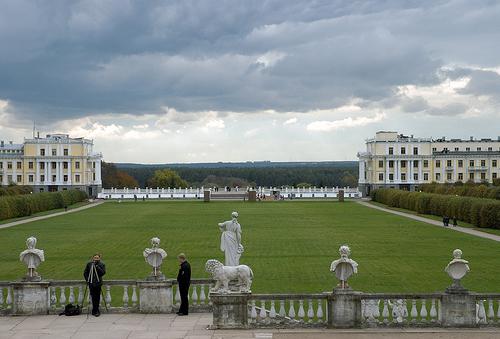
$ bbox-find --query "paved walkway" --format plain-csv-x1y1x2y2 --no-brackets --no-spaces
0,201,104,230
0,314,499,339
357,201,500,242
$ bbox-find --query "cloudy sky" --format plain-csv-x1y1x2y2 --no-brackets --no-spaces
1,0,499,163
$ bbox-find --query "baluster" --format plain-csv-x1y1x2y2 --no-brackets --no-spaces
429,299,437,323
68,286,75,304
382,299,389,324
420,299,428,323
59,287,66,306
122,285,129,308
307,299,314,322
410,300,418,323
105,286,111,308
250,300,257,322
259,300,267,320
131,285,138,308
0,287,3,307
316,300,324,323
279,300,286,317
199,284,206,305
487,299,494,324
298,300,305,322
477,300,487,324
191,285,198,305
6,287,12,309
288,300,296,319
497,300,500,323
49,287,56,310
374,300,381,323
78,286,84,305
403,299,409,323
175,286,181,305
269,300,276,319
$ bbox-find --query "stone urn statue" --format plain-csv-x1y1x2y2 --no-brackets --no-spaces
330,245,358,290
19,236,45,281
445,249,470,293
143,237,167,280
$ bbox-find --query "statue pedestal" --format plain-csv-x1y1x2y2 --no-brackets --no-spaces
138,280,173,313
441,290,476,327
328,290,361,328
210,292,250,329
12,281,50,315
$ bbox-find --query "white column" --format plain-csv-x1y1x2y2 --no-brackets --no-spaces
418,160,423,183
45,161,49,184
35,160,40,185
395,160,400,183
68,160,72,185
385,160,389,184
2,161,6,185
358,160,365,184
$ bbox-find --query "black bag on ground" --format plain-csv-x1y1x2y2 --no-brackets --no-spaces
59,303,82,316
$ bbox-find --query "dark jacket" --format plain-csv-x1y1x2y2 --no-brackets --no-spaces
83,261,106,287
177,261,191,287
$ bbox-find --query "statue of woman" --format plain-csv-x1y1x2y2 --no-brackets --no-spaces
218,211,244,266
19,236,45,280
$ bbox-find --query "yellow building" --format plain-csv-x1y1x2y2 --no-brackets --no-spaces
0,134,102,197
358,131,500,196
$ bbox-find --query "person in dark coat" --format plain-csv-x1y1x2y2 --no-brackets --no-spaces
83,253,106,316
176,253,191,316
452,217,458,227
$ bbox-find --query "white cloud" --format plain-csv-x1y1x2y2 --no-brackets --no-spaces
306,112,386,132
205,119,225,129
283,117,298,125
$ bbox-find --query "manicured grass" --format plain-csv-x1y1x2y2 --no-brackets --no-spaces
0,200,499,293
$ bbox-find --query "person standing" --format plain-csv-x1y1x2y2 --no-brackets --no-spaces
176,253,191,316
83,253,106,317
452,217,458,227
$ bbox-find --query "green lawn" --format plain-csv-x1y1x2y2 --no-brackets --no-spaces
0,200,499,293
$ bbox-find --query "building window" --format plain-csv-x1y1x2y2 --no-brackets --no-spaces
481,173,486,180
40,149,45,156
29,162,34,169
0,175,2,182
378,173,383,181
17,175,22,182
446,160,452,167
413,147,418,155
75,161,80,169
75,174,81,183
401,173,406,181
389,160,394,168
378,160,384,168
400,147,406,155
52,149,57,156
458,160,463,167
413,160,419,168
28,175,34,183
64,175,68,182
424,173,429,181
477,147,481,151
436,160,441,168
7,162,12,169
414,173,418,181
447,173,452,181
93,173,96,181
469,160,474,167
469,173,474,180
458,173,463,181
40,175,45,182
92,162,96,169
17,162,22,169
388,147,394,155
493,173,498,179
0,163,2,169
488,147,493,151
423,160,428,168
64,148,69,156
389,173,394,181
493,160,498,167
481,160,486,167
52,175,56,182
40,162,45,170
63,162,68,169
401,160,407,168
454,147,459,151
7,175,13,183
436,173,441,181
466,147,470,151
51,162,57,169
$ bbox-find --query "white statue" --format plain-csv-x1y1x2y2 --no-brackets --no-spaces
19,236,45,281
330,245,358,289
445,249,470,291
218,211,244,266
205,259,253,293
143,237,167,280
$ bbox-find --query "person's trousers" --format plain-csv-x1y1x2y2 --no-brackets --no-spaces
179,284,190,315
89,284,101,314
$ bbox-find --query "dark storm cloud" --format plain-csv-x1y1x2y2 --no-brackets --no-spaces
0,0,499,121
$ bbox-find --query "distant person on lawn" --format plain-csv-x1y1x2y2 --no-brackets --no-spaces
177,253,191,316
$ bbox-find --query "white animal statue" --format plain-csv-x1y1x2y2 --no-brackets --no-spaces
19,236,45,281
205,259,253,293
330,245,358,289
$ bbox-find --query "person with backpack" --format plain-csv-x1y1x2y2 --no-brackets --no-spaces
83,253,106,317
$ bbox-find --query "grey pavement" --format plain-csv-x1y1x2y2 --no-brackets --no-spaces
0,201,104,230
357,200,500,242
0,314,499,339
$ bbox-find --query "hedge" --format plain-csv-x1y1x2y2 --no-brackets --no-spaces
371,188,500,229
0,185,32,196
420,182,500,200
0,189,88,221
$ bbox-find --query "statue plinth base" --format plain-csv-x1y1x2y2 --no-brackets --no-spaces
328,290,362,328
145,273,166,282
22,274,42,282
138,280,173,313
210,291,250,329
12,281,50,315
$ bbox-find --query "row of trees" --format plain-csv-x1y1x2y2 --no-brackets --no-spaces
371,189,500,229
0,189,88,221
419,182,500,200
101,162,139,188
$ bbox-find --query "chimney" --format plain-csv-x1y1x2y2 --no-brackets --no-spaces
9,141,13,145
470,136,474,141
0,141,4,147
37,131,40,138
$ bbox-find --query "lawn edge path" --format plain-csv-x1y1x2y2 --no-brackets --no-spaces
0,200,105,230
357,200,500,242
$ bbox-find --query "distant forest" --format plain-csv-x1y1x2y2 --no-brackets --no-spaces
102,161,359,188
